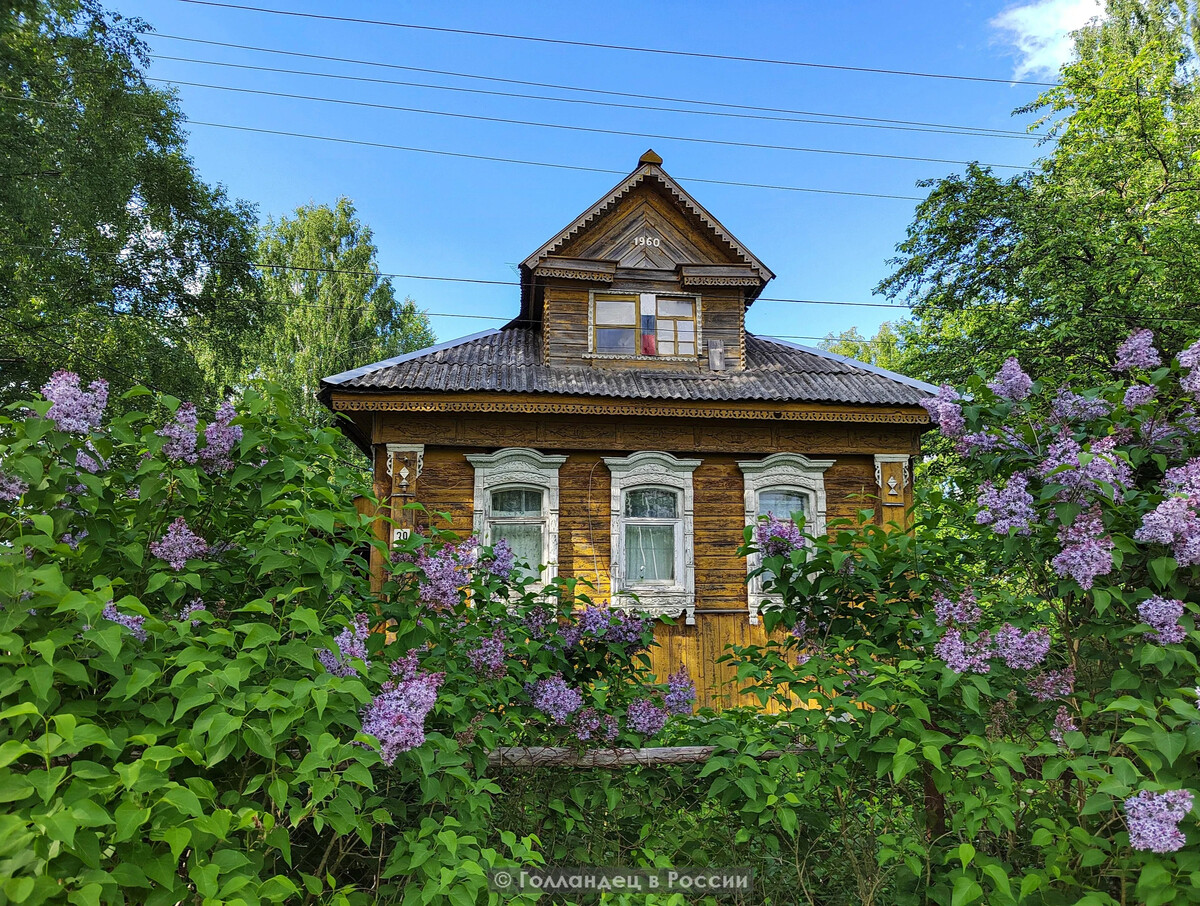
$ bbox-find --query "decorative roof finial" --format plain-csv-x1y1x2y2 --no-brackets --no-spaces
638,148,663,166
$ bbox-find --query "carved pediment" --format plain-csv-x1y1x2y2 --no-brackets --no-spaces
521,151,773,291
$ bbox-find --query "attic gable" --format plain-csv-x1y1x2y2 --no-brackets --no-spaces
521,150,774,290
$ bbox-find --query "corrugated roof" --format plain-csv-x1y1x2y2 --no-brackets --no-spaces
322,327,935,407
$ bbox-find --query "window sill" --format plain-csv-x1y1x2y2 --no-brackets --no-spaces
583,353,700,363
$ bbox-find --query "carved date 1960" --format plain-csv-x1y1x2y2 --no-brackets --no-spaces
633,236,661,248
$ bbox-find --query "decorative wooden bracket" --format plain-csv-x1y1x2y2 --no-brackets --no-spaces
873,454,911,506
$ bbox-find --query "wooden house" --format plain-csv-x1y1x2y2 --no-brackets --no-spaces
320,150,933,709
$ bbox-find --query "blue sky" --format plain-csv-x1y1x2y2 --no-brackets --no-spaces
116,0,1103,352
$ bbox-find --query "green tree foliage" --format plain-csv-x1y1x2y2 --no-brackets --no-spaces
819,322,906,371
0,0,262,404
879,0,1200,386
253,199,436,425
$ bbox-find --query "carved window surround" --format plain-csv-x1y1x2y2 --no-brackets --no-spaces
605,451,701,625
873,454,911,507
464,448,568,587
738,452,835,625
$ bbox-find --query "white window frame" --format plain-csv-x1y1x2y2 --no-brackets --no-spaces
587,290,702,361
738,452,835,625
465,448,567,587
605,451,701,624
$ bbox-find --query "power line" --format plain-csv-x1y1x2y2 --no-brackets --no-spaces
149,77,1035,171
168,0,1064,90
180,120,933,202
150,34,1046,137
0,94,927,202
147,50,1042,141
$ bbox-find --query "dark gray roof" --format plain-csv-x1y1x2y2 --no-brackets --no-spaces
321,328,935,407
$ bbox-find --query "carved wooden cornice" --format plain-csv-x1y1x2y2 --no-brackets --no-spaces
330,395,930,424
534,256,618,283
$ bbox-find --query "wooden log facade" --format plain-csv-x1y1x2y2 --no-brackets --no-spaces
321,150,933,711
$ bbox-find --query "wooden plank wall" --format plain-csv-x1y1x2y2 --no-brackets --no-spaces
405,445,888,710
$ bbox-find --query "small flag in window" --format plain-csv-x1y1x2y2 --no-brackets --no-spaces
641,315,657,355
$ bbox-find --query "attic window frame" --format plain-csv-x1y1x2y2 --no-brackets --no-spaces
587,290,702,361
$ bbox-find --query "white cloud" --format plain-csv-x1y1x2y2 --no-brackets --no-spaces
990,0,1105,80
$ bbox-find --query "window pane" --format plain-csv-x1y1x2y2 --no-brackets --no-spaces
678,342,694,356
492,523,543,580
625,488,678,518
625,524,675,582
595,300,636,326
759,490,808,519
657,298,694,318
491,488,542,516
678,321,695,341
596,327,636,353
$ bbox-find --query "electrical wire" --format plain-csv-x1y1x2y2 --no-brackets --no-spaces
146,51,1042,141
148,34,1044,138
146,77,1035,171
0,95,929,202
168,0,1065,89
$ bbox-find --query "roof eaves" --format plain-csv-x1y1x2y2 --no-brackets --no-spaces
754,334,939,396
320,329,501,387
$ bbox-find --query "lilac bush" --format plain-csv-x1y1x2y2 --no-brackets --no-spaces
730,329,1200,903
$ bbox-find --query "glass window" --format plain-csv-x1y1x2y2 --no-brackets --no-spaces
626,524,675,582
488,487,545,581
625,488,678,518
622,487,680,585
758,489,808,520
592,293,698,357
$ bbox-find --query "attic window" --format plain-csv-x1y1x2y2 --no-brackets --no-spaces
591,292,700,357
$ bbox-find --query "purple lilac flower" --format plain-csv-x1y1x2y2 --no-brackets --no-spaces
1185,367,1200,397
1165,459,1200,499
1136,496,1200,566
61,530,87,550
574,708,619,743
1052,506,1114,590
200,403,241,473
1115,329,1162,371
932,590,983,628
102,602,147,643
664,669,696,715
1041,437,1131,502
1180,341,1200,370
360,663,444,763
481,539,516,582
1123,384,1158,409
957,430,1005,454
41,371,108,433
626,698,669,736
755,515,804,558
521,605,553,639
75,446,102,474
415,540,478,610
1124,790,1193,853
467,629,508,678
576,605,611,637
528,675,583,725
920,384,966,438
317,614,372,677
606,609,651,647
975,473,1036,536
1027,668,1075,702
1050,706,1078,746
158,404,199,464
1138,597,1187,645
1052,388,1113,421
177,599,206,626
993,624,1051,670
934,628,993,674
0,471,28,501
150,518,208,571
987,358,1033,401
